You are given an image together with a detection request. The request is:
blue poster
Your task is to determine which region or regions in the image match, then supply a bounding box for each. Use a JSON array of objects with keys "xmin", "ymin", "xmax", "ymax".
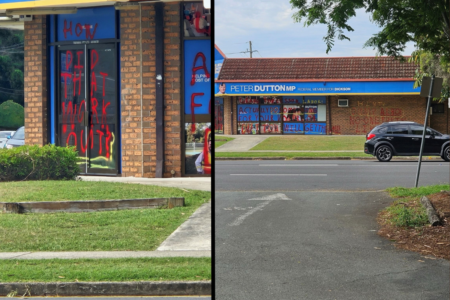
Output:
[
  {"xmin": 184, "ymin": 39, "xmax": 211, "ymax": 115},
  {"xmin": 57, "ymin": 7, "xmax": 116, "ymax": 41},
  {"xmin": 237, "ymin": 104, "xmax": 259, "ymax": 122},
  {"xmin": 283, "ymin": 123, "xmax": 304, "ymax": 134},
  {"xmin": 260, "ymin": 105, "xmax": 281, "ymax": 122},
  {"xmin": 305, "ymin": 123, "xmax": 327, "ymax": 135}
]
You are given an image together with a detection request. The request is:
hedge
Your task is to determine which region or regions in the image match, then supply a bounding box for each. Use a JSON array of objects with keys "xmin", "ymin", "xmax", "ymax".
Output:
[
  {"xmin": 0, "ymin": 144, "xmax": 80, "ymax": 181},
  {"xmin": 0, "ymin": 100, "xmax": 24, "ymax": 129}
]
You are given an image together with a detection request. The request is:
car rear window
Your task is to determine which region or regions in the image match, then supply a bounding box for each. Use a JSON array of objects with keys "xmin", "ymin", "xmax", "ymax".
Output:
[
  {"xmin": 388, "ymin": 125, "xmax": 409, "ymax": 134},
  {"xmin": 12, "ymin": 127, "xmax": 25, "ymax": 140},
  {"xmin": 0, "ymin": 132, "xmax": 12, "ymax": 138}
]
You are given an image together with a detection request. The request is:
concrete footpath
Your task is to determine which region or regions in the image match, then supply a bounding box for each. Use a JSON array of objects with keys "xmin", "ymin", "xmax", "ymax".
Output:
[{"xmin": 0, "ymin": 177, "xmax": 211, "ymax": 296}]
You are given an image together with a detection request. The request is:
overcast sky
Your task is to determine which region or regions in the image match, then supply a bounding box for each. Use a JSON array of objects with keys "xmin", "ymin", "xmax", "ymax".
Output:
[{"xmin": 215, "ymin": 0, "xmax": 416, "ymax": 58}]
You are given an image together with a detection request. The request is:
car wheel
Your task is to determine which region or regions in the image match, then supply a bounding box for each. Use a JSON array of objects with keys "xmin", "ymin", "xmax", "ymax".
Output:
[
  {"xmin": 443, "ymin": 146, "xmax": 450, "ymax": 162},
  {"xmin": 376, "ymin": 145, "xmax": 393, "ymax": 162}
]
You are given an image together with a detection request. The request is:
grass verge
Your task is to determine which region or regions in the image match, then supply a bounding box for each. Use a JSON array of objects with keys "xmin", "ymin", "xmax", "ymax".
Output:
[
  {"xmin": 0, "ymin": 258, "xmax": 211, "ymax": 282},
  {"xmin": 215, "ymin": 152, "xmax": 373, "ymax": 159},
  {"xmin": 251, "ymin": 136, "xmax": 366, "ymax": 151},
  {"xmin": 0, "ymin": 182, "xmax": 210, "ymax": 251},
  {"xmin": 215, "ymin": 136, "xmax": 234, "ymax": 148},
  {"xmin": 383, "ymin": 184, "xmax": 449, "ymax": 227}
]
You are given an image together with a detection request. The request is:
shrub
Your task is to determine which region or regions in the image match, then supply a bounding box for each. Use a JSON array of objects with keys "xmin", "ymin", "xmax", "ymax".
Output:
[
  {"xmin": 0, "ymin": 100, "xmax": 24, "ymax": 129},
  {"xmin": 0, "ymin": 144, "xmax": 79, "ymax": 181},
  {"xmin": 387, "ymin": 202, "xmax": 428, "ymax": 228}
]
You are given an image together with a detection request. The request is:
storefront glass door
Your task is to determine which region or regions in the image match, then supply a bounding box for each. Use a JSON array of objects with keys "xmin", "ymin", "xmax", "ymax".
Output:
[{"xmin": 57, "ymin": 44, "xmax": 118, "ymax": 175}]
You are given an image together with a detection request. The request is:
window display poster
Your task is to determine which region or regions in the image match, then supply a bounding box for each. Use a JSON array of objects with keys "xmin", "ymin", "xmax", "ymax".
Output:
[
  {"xmin": 238, "ymin": 123, "xmax": 259, "ymax": 135},
  {"xmin": 282, "ymin": 96, "xmax": 303, "ymax": 104},
  {"xmin": 305, "ymin": 123, "xmax": 326, "ymax": 135},
  {"xmin": 238, "ymin": 97, "xmax": 259, "ymax": 104},
  {"xmin": 183, "ymin": 2, "xmax": 210, "ymax": 37},
  {"xmin": 304, "ymin": 96, "xmax": 326, "ymax": 104},
  {"xmin": 185, "ymin": 123, "xmax": 211, "ymax": 174},
  {"xmin": 305, "ymin": 105, "xmax": 318, "ymax": 122},
  {"xmin": 284, "ymin": 123, "xmax": 304, "ymax": 134},
  {"xmin": 262, "ymin": 97, "xmax": 281, "ymax": 104},
  {"xmin": 238, "ymin": 104, "xmax": 259, "ymax": 122},
  {"xmin": 261, "ymin": 123, "xmax": 281, "ymax": 134},
  {"xmin": 283, "ymin": 105, "xmax": 303, "ymax": 122},
  {"xmin": 184, "ymin": 39, "xmax": 211, "ymax": 126},
  {"xmin": 260, "ymin": 105, "xmax": 281, "ymax": 122}
]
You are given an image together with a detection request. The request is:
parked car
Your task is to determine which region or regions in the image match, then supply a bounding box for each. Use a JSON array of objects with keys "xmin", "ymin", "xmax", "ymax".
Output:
[
  {"xmin": 364, "ymin": 121, "xmax": 450, "ymax": 162},
  {"xmin": 0, "ymin": 130, "xmax": 16, "ymax": 149},
  {"xmin": 4, "ymin": 126, "xmax": 25, "ymax": 149}
]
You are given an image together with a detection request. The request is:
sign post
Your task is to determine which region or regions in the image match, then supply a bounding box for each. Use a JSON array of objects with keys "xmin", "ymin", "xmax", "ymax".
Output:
[{"xmin": 415, "ymin": 75, "xmax": 443, "ymax": 187}]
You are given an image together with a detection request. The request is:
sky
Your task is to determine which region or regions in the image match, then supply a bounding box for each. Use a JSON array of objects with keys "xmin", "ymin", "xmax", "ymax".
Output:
[{"xmin": 215, "ymin": 0, "xmax": 416, "ymax": 58}]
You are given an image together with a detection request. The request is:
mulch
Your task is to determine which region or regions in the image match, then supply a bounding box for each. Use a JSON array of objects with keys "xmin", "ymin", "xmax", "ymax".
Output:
[{"xmin": 377, "ymin": 191, "xmax": 450, "ymax": 260}]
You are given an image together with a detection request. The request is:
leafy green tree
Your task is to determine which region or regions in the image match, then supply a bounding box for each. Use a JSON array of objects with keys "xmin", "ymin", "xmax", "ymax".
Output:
[
  {"xmin": 0, "ymin": 100, "xmax": 24, "ymax": 129},
  {"xmin": 0, "ymin": 29, "xmax": 24, "ymax": 106},
  {"xmin": 290, "ymin": 0, "xmax": 449, "ymax": 97}
]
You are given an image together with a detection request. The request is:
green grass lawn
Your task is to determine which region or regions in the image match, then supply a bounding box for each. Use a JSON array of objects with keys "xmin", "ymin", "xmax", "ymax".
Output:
[
  {"xmin": 0, "ymin": 258, "xmax": 211, "ymax": 282},
  {"xmin": 215, "ymin": 136, "xmax": 234, "ymax": 148},
  {"xmin": 387, "ymin": 184, "xmax": 450, "ymax": 198},
  {"xmin": 251, "ymin": 136, "xmax": 366, "ymax": 151},
  {"xmin": 215, "ymin": 152, "xmax": 373, "ymax": 159},
  {"xmin": 0, "ymin": 181, "xmax": 210, "ymax": 251}
]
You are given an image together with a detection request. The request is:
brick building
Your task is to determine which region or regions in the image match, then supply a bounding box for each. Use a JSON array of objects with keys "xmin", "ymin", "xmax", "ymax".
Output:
[
  {"xmin": 214, "ymin": 46, "xmax": 449, "ymax": 136},
  {"xmin": 0, "ymin": 0, "xmax": 211, "ymax": 177}
]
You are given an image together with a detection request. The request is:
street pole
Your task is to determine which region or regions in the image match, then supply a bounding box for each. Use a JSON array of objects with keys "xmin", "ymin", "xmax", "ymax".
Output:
[
  {"xmin": 249, "ymin": 41, "xmax": 252, "ymax": 58},
  {"xmin": 414, "ymin": 74, "xmax": 435, "ymax": 188}
]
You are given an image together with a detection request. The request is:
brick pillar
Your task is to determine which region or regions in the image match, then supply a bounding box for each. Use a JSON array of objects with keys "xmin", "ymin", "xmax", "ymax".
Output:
[
  {"xmin": 163, "ymin": 2, "xmax": 181, "ymax": 177},
  {"xmin": 120, "ymin": 7, "xmax": 143, "ymax": 177},
  {"xmin": 24, "ymin": 15, "xmax": 47, "ymax": 145}
]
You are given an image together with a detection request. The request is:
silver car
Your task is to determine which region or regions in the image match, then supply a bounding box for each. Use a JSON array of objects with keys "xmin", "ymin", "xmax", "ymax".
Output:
[
  {"xmin": 4, "ymin": 126, "xmax": 24, "ymax": 149},
  {"xmin": 0, "ymin": 130, "xmax": 16, "ymax": 149}
]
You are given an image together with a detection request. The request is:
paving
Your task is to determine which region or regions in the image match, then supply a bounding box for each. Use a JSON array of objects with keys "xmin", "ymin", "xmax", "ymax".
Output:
[
  {"xmin": 78, "ymin": 176, "xmax": 211, "ymax": 192},
  {"xmin": 215, "ymin": 134, "xmax": 270, "ymax": 152}
]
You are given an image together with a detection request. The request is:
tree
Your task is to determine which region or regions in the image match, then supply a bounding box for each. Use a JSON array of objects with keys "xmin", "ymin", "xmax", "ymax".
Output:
[
  {"xmin": 290, "ymin": 0, "xmax": 449, "ymax": 59},
  {"xmin": 0, "ymin": 100, "xmax": 24, "ymax": 129},
  {"xmin": 290, "ymin": 0, "xmax": 449, "ymax": 97}
]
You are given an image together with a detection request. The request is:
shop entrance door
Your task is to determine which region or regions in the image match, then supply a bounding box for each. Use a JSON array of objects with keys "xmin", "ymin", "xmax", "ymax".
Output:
[{"xmin": 57, "ymin": 44, "xmax": 118, "ymax": 175}]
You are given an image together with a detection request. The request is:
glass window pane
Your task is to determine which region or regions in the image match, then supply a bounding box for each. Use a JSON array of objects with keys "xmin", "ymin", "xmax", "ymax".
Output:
[
  {"xmin": 317, "ymin": 104, "xmax": 326, "ymax": 122},
  {"xmin": 390, "ymin": 125, "xmax": 409, "ymax": 134}
]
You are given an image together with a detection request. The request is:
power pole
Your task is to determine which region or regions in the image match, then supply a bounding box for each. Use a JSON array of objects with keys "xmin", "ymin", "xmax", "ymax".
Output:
[{"xmin": 249, "ymin": 41, "xmax": 252, "ymax": 58}]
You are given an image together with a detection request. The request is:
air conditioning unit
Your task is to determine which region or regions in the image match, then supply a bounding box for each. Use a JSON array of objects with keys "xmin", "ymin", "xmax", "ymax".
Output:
[
  {"xmin": 338, "ymin": 99, "xmax": 348, "ymax": 107},
  {"xmin": 19, "ymin": 15, "xmax": 33, "ymax": 22}
]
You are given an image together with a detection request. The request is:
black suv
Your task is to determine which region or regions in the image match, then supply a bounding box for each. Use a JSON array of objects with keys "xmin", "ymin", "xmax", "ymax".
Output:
[{"xmin": 364, "ymin": 121, "xmax": 450, "ymax": 162}]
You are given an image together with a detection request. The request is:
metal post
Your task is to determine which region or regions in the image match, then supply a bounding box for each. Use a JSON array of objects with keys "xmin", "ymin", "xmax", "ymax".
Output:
[{"xmin": 415, "ymin": 75, "xmax": 435, "ymax": 187}]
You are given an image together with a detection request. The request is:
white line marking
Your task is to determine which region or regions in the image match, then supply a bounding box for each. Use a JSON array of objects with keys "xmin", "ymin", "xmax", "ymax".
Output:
[
  {"xmin": 248, "ymin": 193, "xmax": 292, "ymax": 200},
  {"xmin": 229, "ymin": 200, "xmax": 272, "ymax": 226},
  {"xmin": 230, "ymin": 174, "xmax": 327, "ymax": 176}
]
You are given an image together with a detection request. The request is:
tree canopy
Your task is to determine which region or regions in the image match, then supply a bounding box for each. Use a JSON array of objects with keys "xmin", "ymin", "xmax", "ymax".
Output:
[
  {"xmin": 290, "ymin": 0, "xmax": 449, "ymax": 61},
  {"xmin": 0, "ymin": 28, "xmax": 24, "ymax": 107}
]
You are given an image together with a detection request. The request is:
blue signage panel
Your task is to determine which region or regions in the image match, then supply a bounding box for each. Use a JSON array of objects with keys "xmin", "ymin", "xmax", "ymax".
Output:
[
  {"xmin": 57, "ymin": 7, "xmax": 116, "ymax": 41},
  {"xmin": 215, "ymin": 81, "xmax": 419, "ymax": 95},
  {"xmin": 214, "ymin": 47, "xmax": 224, "ymax": 80},
  {"xmin": 305, "ymin": 123, "xmax": 327, "ymax": 135},
  {"xmin": 237, "ymin": 104, "xmax": 259, "ymax": 122},
  {"xmin": 283, "ymin": 123, "xmax": 304, "ymax": 134},
  {"xmin": 184, "ymin": 39, "xmax": 211, "ymax": 115},
  {"xmin": 260, "ymin": 105, "xmax": 281, "ymax": 122}
]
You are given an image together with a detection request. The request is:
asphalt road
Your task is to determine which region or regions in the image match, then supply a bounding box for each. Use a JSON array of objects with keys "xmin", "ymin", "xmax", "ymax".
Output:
[
  {"xmin": 215, "ymin": 160, "xmax": 450, "ymax": 300},
  {"xmin": 0, "ymin": 297, "xmax": 210, "ymax": 300}
]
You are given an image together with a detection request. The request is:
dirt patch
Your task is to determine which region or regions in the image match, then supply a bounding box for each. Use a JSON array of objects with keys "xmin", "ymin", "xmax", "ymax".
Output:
[{"xmin": 378, "ymin": 191, "xmax": 450, "ymax": 260}]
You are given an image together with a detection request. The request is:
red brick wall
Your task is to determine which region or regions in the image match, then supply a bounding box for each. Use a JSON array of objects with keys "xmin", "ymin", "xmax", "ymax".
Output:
[
  {"xmin": 223, "ymin": 96, "xmax": 233, "ymax": 134},
  {"xmin": 329, "ymin": 95, "xmax": 427, "ymax": 135},
  {"xmin": 24, "ymin": 15, "xmax": 47, "ymax": 145},
  {"xmin": 120, "ymin": 3, "xmax": 182, "ymax": 178},
  {"xmin": 120, "ymin": 6, "xmax": 143, "ymax": 177},
  {"xmin": 163, "ymin": 2, "xmax": 181, "ymax": 177},
  {"xmin": 430, "ymin": 100, "xmax": 449, "ymax": 134}
]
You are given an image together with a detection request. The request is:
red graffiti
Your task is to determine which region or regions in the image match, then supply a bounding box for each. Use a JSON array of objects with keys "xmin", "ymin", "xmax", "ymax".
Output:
[
  {"xmin": 80, "ymin": 128, "xmax": 94, "ymax": 153},
  {"xmin": 73, "ymin": 51, "xmax": 84, "ymax": 97},
  {"xmin": 63, "ymin": 20, "xmax": 98, "ymax": 40},
  {"xmin": 91, "ymin": 97, "xmax": 99, "ymax": 124},
  {"xmin": 190, "ymin": 52, "xmax": 210, "ymax": 86},
  {"xmin": 190, "ymin": 93, "xmax": 203, "ymax": 133},
  {"xmin": 100, "ymin": 72, "xmax": 108, "ymax": 97}
]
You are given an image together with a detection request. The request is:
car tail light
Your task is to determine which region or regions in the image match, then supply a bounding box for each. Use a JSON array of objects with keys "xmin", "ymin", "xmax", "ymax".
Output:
[{"xmin": 366, "ymin": 133, "xmax": 376, "ymax": 140}]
